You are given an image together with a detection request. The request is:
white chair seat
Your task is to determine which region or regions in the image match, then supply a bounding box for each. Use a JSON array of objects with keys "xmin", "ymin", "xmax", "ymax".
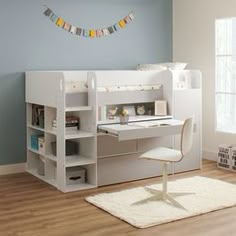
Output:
[{"xmin": 139, "ymin": 147, "xmax": 182, "ymax": 162}]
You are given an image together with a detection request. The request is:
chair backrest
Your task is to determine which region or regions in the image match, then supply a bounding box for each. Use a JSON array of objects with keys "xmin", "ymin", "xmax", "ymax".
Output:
[{"xmin": 180, "ymin": 117, "xmax": 194, "ymax": 156}]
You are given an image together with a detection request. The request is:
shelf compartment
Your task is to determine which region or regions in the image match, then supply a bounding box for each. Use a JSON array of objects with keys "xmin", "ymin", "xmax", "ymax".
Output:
[
  {"xmin": 65, "ymin": 130, "xmax": 94, "ymax": 139},
  {"xmin": 45, "ymin": 106, "xmax": 56, "ymax": 131},
  {"xmin": 27, "ymin": 124, "xmax": 45, "ymax": 132},
  {"xmin": 27, "ymin": 151, "xmax": 56, "ymax": 187},
  {"xmin": 64, "ymin": 183, "xmax": 96, "ymax": 192},
  {"xmin": 65, "ymin": 155, "xmax": 96, "ymax": 167},
  {"xmin": 65, "ymin": 164, "xmax": 97, "ymax": 192},
  {"xmin": 65, "ymin": 106, "xmax": 92, "ymax": 112},
  {"xmin": 27, "ymin": 128, "xmax": 44, "ymax": 152},
  {"xmin": 27, "ymin": 147, "xmax": 57, "ymax": 162},
  {"xmin": 27, "ymin": 168, "xmax": 57, "ymax": 187},
  {"xmin": 45, "ymin": 129, "xmax": 57, "ymax": 135},
  {"xmin": 66, "ymin": 92, "xmax": 88, "ymax": 108},
  {"xmin": 27, "ymin": 103, "xmax": 45, "ymax": 128}
]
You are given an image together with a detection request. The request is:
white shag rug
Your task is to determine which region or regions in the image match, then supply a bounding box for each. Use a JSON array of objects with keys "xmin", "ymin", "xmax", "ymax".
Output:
[{"xmin": 86, "ymin": 176, "xmax": 236, "ymax": 228}]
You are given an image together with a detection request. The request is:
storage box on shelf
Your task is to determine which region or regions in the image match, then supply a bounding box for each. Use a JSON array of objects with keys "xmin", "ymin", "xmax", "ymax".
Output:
[{"xmin": 65, "ymin": 164, "xmax": 97, "ymax": 192}]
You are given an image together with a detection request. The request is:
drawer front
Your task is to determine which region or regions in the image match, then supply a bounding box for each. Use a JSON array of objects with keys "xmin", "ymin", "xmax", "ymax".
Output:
[
  {"xmin": 98, "ymin": 121, "xmax": 183, "ymax": 141},
  {"xmin": 137, "ymin": 136, "xmax": 173, "ymax": 152},
  {"xmin": 97, "ymin": 135, "xmax": 136, "ymax": 157}
]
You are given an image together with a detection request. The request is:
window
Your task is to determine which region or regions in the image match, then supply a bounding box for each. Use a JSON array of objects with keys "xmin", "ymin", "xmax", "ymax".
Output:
[{"xmin": 215, "ymin": 18, "xmax": 236, "ymax": 133}]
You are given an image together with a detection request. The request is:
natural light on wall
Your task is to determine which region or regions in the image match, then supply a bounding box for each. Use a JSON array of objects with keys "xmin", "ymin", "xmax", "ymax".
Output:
[{"xmin": 215, "ymin": 18, "xmax": 236, "ymax": 133}]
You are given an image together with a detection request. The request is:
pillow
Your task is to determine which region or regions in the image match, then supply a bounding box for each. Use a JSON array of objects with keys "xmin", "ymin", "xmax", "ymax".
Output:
[
  {"xmin": 136, "ymin": 64, "xmax": 166, "ymax": 71},
  {"xmin": 136, "ymin": 62, "xmax": 187, "ymax": 71},
  {"xmin": 158, "ymin": 62, "xmax": 187, "ymax": 70}
]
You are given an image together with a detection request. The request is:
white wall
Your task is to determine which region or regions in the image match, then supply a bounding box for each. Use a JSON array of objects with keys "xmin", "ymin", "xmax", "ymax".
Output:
[{"xmin": 173, "ymin": 0, "xmax": 236, "ymax": 160}]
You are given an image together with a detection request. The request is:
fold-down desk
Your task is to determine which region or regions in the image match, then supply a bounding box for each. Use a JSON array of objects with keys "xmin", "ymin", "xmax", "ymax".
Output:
[{"xmin": 98, "ymin": 119, "xmax": 183, "ymax": 141}]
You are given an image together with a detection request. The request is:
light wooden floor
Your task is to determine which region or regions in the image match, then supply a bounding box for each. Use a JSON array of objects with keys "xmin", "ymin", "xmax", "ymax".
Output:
[{"xmin": 1, "ymin": 160, "xmax": 236, "ymax": 236}]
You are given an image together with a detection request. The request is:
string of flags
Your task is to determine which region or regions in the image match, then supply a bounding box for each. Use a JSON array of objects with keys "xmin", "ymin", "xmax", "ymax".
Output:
[{"xmin": 43, "ymin": 6, "xmax": 134, "ymax": 38}]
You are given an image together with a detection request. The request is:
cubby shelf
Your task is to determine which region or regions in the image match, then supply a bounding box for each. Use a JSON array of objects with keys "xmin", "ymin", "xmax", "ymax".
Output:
[
  {"xmin": 27, "ymin": 168, "xmax": 57, "ymax": 187},
  {"xmin": 65, "ymin": 130, "xmax": 95, "ymax": 140},
  {"xmin": 45, "ymin": 129, "xmax": 57, "ymax": 135},
  {"xmin": 65, "ymin": 155, "xmax": 96, "ymax": 167},
  {"xmin": 27, "ymin": 124, "xmax": 44, "ymax": 132},
  {"xmin": 64, "ymin": 183, "xmax": 96, "ymax": 192},
  {"xmin": 27, "ymin": 147, "xmax": 57, "ymax": 162}
]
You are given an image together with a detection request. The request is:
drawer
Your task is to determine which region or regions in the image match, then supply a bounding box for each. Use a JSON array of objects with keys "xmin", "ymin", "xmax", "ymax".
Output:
[{"xmin": 97, "ymin": 135, "xmax": 136, "ymax": 157}]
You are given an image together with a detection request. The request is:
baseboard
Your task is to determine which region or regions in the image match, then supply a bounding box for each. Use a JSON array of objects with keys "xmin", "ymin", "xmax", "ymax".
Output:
[
  {"xmin": 202, "ymin": 149, "xmax": 217, "ymax": 162},
  {"xmin": 0, "ymin": 163, "xmax": 26, "ymax": 175}
]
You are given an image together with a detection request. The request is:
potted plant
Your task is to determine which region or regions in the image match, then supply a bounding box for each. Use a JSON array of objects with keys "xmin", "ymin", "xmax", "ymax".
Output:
[{"xmin": 119, "ymin": 108, "xmax": 129, "ymax": 125}]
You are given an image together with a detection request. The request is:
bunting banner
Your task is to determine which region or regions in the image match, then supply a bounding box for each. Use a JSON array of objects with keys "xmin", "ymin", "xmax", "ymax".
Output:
[{"xmin": 43, "ymin": 6, "xmax": 134, "ymax": 38}]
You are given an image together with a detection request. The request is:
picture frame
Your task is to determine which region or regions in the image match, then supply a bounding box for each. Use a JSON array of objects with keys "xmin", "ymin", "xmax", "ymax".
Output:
[{"xmin": 154, "ymin": 100, "xmax": 167, "ymax": 116}]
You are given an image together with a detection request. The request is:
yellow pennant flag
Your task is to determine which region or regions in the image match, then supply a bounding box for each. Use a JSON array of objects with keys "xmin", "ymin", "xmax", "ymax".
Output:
[
  {"xmin": 56, "ymin": 18, "xmax": 64, "ymax": 27},
  {"xmin": 119, "ymin": 19, "xmax": 125, "ymax": 28},
  {"xmin": 90, "ymin": 29, "xmax": 96, "ymax": 38}
]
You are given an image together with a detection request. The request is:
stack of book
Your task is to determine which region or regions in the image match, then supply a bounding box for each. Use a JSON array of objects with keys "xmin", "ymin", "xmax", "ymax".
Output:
[
  {"xmin": 52, "ymin": 116, "xmax": 80, "ymax": 130},
  {"xmin": 32, "ymin": 104, "xmax": 44, "ymax": 128}
]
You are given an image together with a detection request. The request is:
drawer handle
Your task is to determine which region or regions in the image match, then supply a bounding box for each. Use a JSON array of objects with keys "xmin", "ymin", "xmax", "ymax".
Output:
[{"xmin": 69, "ymin": 176, "xmax": 81, "ymax": 181}]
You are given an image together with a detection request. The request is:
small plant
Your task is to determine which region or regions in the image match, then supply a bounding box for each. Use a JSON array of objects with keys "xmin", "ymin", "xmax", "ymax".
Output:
[{"xmin": 120, "ymin": 108, "xmax": 129, "ymax": 116}]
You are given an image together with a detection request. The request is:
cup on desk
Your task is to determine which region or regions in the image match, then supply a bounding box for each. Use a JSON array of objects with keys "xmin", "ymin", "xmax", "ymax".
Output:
[{"xmin": 119, "ymin": 115, "xmax": 129, "ymax": 125}]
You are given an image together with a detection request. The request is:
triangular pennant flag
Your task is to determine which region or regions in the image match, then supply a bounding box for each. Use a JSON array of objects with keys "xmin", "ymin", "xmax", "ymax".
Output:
[
  {"xmin": 56, "ymin": 18, "xmax": 64, "ymax": 27},
  {"xmin": 90, "ymin": 29, "xmax": 96, "ymax": 38},
  {"xmin": 76, "ymin": 28, "xmax": 82, "ymax": 36},
  {"xmin": 44, "ymin": 8, "xmax": 52, "ymax": 17},
  {"xmin": 119, "ymin": 20, "xmax": 125, "ymax": 28},
  {"xmin": 70, "ymin": 26, "xmax": 77, "ymax": 34}
]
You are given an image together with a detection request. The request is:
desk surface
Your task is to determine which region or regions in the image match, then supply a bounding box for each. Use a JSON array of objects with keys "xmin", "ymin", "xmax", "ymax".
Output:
[
  {"xmin": 98, "ymin": 118, "xmax": 183, "ymax": 141},
  {"xmin": 97, "ymin": 115, "xmax": 173, "ymax": 125}
]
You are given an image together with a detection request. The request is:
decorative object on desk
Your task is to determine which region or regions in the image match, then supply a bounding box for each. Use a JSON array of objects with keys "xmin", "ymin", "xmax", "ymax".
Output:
[
  {"xmin": 43, "ymin": 5, "xmax": 134, "ymax": 39},
  {"xmin": 136, "ymin": 105, "xmax": 145, "ymax": 115},
  {"xmin": 123, "ymin": 105, "xmax": 136, "ymax": 116},
  {"xmin": 86, "ymin": 176, "xmax": 236, "ymax": 228},
  {"xmin": 154, "ymin": 100, "xmax": 167, "ymax": 116},
  {"xmin": 108, "ymin": 107, "xmax": 118, "ymax": 120},
  {"xmin": 119, "ymin": 108, "xmax": 129, "ymax": 125}
]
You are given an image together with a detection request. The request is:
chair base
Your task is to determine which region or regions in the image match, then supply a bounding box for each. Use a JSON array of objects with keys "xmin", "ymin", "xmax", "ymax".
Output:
[{"xmin": 133, "ymin": 187, "xmax": 195, "ymax": 210}]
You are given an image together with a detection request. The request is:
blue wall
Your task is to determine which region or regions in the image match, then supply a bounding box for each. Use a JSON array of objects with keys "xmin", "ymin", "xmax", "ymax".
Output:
[{"xmin": 0, "ymin": 0, "xmax": 172, "ymax": 165}]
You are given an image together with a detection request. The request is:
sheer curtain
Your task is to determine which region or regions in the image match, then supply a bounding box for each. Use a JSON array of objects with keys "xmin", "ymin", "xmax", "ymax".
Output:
[{"xmin": 215, "ymin": 18, "xmax": 236, "ymax": 133}]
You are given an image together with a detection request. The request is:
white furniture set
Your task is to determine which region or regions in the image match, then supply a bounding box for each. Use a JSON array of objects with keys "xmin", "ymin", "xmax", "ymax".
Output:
[{"xmin": 25, "ymin": 70, "xmax": 202, "ymax": 192}]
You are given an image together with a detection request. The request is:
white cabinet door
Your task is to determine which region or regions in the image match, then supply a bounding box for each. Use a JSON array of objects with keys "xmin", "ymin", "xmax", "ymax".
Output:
[{"xmin": 173, "ymin": 89, "xmax": 202, "ymax": 172}]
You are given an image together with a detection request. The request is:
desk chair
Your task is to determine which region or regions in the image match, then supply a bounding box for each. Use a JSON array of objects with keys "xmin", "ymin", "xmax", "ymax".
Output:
[{"xmin": 139, "ymin": 117, "xmax": 194, "ymax": 209}]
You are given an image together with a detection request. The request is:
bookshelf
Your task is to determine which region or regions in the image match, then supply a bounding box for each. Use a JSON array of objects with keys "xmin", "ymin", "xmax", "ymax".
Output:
[{"xmin": 26, "ymin": 71, "xmax": 97, "ymax": 192}]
